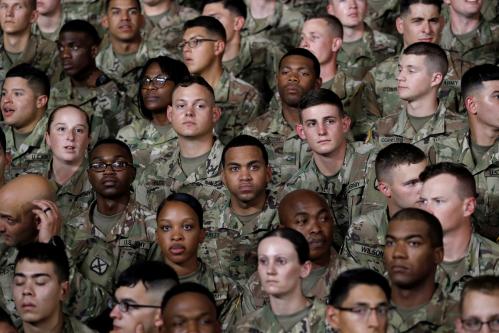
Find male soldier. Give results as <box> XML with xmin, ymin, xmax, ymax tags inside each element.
<box><xmin>284</xmin><ymin>88</ymin><xmax>376</xmax><ymax>249</ymax></box>
<box><xmin>243</xmin><ymin>48</ymin><xmax>322</xmax><ymax>189</ymax></box>
<box><xmin>327</xmin><ymin>0</ymin><xmax>400</xmax><ymax>81</ymax></box>
<box><xmin>342</xmin><ymin>143</ymin><xmax>427</xmax><ymax>273</ymax></box>
<box><xmin>202</xmin><ymin>0</ymin><xmax>285</xmax><ymax>102</ymax></box>
<box><xmin>136</xmin><ymin>76</ymin><xmax>226</xmax><ymax>211</ymax></box>
<box><xmin>96</xmin><ymin>0</ymin><xmax>168</xmax><ymax>99</ymax></box>
<box><xmin>243</xmin><ymin>0</ymin><xmax>304</xmax><ymax>51</ymax></box>
<box><xmin>368</xmin><ymin>42</ymin><xmax>465</xmax><ymax>156</ymax></box>
<box><xmin>384</xmin><ymin>208</ymin><xmax>459</xmax><ymax>332</ymax></box>
<box><xmin>13</xmin><ymin>242</ymin><xmax>96</xmax><ymax>333</ymax></box>
<box><xmin>326</xmin><ymin>268</ymin><xmax>391</xmax><ymax>333</ymax></box>
<box><xmin>0</xmin><ymin>0</ymin><xmax>60</xmax><ymax>83</ymax></box>
<box><xmin>200</xmin><ymin>135</ymin><xmax>278</xmax><ymax>282</ymax></box>
<box><xmin>110</xmin><ymin>261</ymin><xmax>179</xmax><ymax>333</ymax></box>
<box><xmin>434</xmin><ymin>64</ymin><xmax>499</xmax><ymax>242</ymax></box>
<box><xmin>0</xmin><ymin>64</ymin><xmax>51</xmax><ymax>180</ymax></box>
<box><xmin>32</xmin><ymin>0</ymin><xmax>66</xmax><ymax>41</ymax></box>
<box><xmin>299</xmin><ymin>15</ymin><xmax>369</xmax><ymax>139</ymax></box>
<box><xmin>455</xmin><ymin>275</ymin><xmax>499</xmax><ymax>333</ymax></box>
<box><xmin>181</xmin><ymin>16</ymin><xmax>263</xmax><ymax>144</ymax></box>
<box><xmin>440</xmin><ymin>0</ymin><xmax>499</xmax><ymax>66</ymax></box>
<box><xmin>418</xmin><ymin>162</ymin><xmax>499</xmax><ymax>300</ymax></box>
<box><xmin>0</xmin><ymin>127</ymin><xmax>9</xmax><ymax>188</ymax></box>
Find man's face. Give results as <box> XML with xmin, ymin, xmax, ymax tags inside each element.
<box><xmin>277</xmin><ymin>55</ymin><xmax>319</xmax><ymax>108</ymax></box>
<box><xmin>222</xmin><ymin>146</ymin><xmax>271</xmax><ymax>206</ymax></box>
<box><xmin>13</xmin><ymin>260</ymin><xmax>68</xmax><ymax>325</ymax></box>
<box><xmin>327</xmin><ymin>284</ymin><xmax>389</xmax><ymax>333</ymax></box>
<box><xmin>396</xmin><ymin>4</ymin><xmax>442</xmax><ymax>46</ymax></box>
<box><xmin>58</xmin><ymin>31</ymin><xmax>97</xmax><ymax>78</ymax></box>
<box><xmin>181</xmin><ymin>27</ymin><xmax>221</xmax><ymax>75</ymax></box>
<box><xmin>0</xmin><ymin>0</ymin><xmax>36</xmax><ymax>34</ymax></box>
<box><xmin>167</xmin><ymin>84</ymin><xmax>220</xmax><ymax>140</ymax></box>
<box><xmin>110</xmin><ymin>281</ymin><xmax>160</xmax><ymax>333</ymax></box>
<box><xmin>36</xmin><ymin>0</ymin><xmax>60</xmax><ymax>15</ymax></box>
<box><xmin>446</xmin><ymin>0</ymin><xmax>482</xmax><ymax>18</ymax></box>
<box><xmin>0</xmin><ymin>190</ymin><xmax>37</xmax><ymax>247</ymax></box>
<box><xmin>456</xmin><ymin>290</ymin><xmax>499</xmax><ymax>333</ymax></box>
<box><xmin>397</xmin><ymin>54</ymin><xmax>436</xmax><ymax>102</ymax></box>
<box><xmin>202</xmin><ymin>2</ymin><xmax>240</xmax><ymax>43</ymax></box>
<box><xmin>162</xmin><ymin>292</ymin><xmax>221</xmax><ymax>333</ymax></box>
<box><xmin>103</xmin><ymin>0</ymin><xmax>143</xmax><ymax>43</ymax></box>
<box><xmin>296</xmin><ymin>104</ymin><xmax>350</xmax><ymax>156</ymax></box>
<box><xmin>88</xmin><ymin>143</ymin><xmax>136</xmax><ymax>199</ymax></box>
<box><xmin>467</xmin><ymin>80</ymin><xmax>499</xmax><ymax>131</ymax></box>
<box><xmin>327</xmin><ymin>0</ymin><xmax>367</xmax><ymax>29</ymax></box>
<box><xmin>299</xmin><ymin>19</ymin><xmax>337</xmax><ymax>66</ymax></box>
<box><xmin>141</xmin><ymin>62</ymin><xmax>175</xmax><ymax>112</ymax></box>
<box><xmin>384</xmin><ymin>218</ymin><xmax>442</xmax><ymax>288</ymax></box>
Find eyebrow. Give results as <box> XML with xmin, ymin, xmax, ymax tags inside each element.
<box><xmin>386</xmin><ymin>234</ymin><xmax>424</xmax><ymax>240</ymax></box>
<box><xmin>14</xmin><ymin>273</ymin><xmax>51</xmax><ymax>278</ymax></box>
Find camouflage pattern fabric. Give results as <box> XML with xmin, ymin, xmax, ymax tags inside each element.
<box><xmin>61</xmin><ymin>0</ymin><xmax>105</xmax><ymax>33</ymax></box>
<box><xmin>283</xmin><ymin>0</ymin><xmax>329</xmax><ymax>18</ymax></box>
<box><xmin>31</xmin><ymin>11</ymin><xmax>69</xmax><ymax>42</ymax></box>
<box><xmin>364</xmin><ymin>0</ymin><xmax>400</xmax><ymax>36</ymax></box>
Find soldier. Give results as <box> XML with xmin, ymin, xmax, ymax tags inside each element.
<box><xmin>243</xmin><ymin>48</ymin><xmax>321</xmax><ymax>189</ymax></box>
<box><xmin>368</xmin><ymin>42</ymin><xmax>466</xmax><ymax>155</ymax></box>
<box><xmin>384</xmin><ymin>208</ymin><xmax>459</xmax><ymax>332</ymax></box>
<box><xmin>0</xmin><ymin>64</ymin><xmax>51</xmax><ymax>180</ymax></box>
<box><xmin>200</xmin><ymin>135</ymin><xmax>277</xmax><ymax>282</ymax></box>
<box><xmin>110</xmin><ymin>261</ymin><xmax>179</xmax><ymax>333</ymax></box>
<box><xmin>0</xmin><ymin>0</ymin><xmax>60</xmax><ymax>83</ymax></box>
<box><xmin>0</xmin><ymin>127</ymin><xmax>9</xmax><ymax>189</ymax></box>
<box><xmin>155</xmin><ymin>193</ymin><xmax>242</xmax><ymax>331</ymax></box>
<box><xmin>433</xmin><ymin>64</ymin><xmax>499</xmax><ymax>242</ymax></box>
<box><xmin>342</xmin><ymin>143</ymin><xmax>427</xmax><ymax>273</ymax></box>
<box><xmin>327</xmin><ymin>0</ymin><xmax>400</xmax><ymax>81</ymax></box>
<box><xmin>135</xmin><ymin>76</ymin><xmax>226</xmax><ymax>211</ymax></box>
<box><xmin>50</xmin><ymin>19</ymin><xmax>129</xmax><ymax>137</ymax></box>
<box><xmin>181</xmin><ymin>16</ymin><xmax>263</xmax><ymax>144</ymax></box>
<box><xmin>441</xmin><ymin>0</ymin><xmax>499</xmax><ymax>66</ymax></box>
<box><xmin>32</xmin><ymin>0</ymin><xmax>66</xmax><ymax>41</ymax></box>
<box><xmin>418</xmin><ymin>162</ymin><xmax>499</xmax><ymax>300</ymax></box>
<box><xmin>326</xmin><ymin>268</ymin><xmax>391</xmax><ymax>333</ymax></box>
<box><xmin>284</xmin><ymin>88</ymin><xmax>376</xmax><ymax>249</ymax></box>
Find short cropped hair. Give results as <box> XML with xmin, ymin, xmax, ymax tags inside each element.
<box><xmin>157</xmin><ymin>193</ymin><xmax>204</xmax><ymax>229</ymax></box>
<box><xmin>279</xmin><ymin>48</ymin><xmax>321</xmax><ymax>79</ymax></box>
<box><xmin>0</xmin><ymin>127</ymin><xmax>6</xmax><ymax>154</ymax></box>
<box><xmin>161</xmin><ymin>282</ymin><xmax>219</xmax><ymax>317</ymax></box>
<box><xmin>59</xmin><ymin>19</ymin><xmax>101</xmax><ymax>45</ymax></box>
<box><xmin>375</xmin><ymin>143</ymin><xmax>426</xmax><ymax>181</ymax></box>
<box><xmin>259</xmin><ymin>228</ymin><xmax>310</xmax><ymax>264</ymax></box>
<box><xmin>419</xmin><ymin>162</ymin><xmax>478</xmax><ymax>199</ymax></box>
<box><xmin>105</xmin><ymin>0</ymin><xmax>141</xmax><ymax>12</ymax></box>
<box><xmin>172</xmin><ymin>75</ymin><xmax>216</xmax><ymax>101</ymax></box>
<box><xmin>116</xmin><ymin>261</ymin><xmax>179</xmax><ymax>294</ymax></box>
<box><xmin>15</xmin><ymin>242</ymin><xmax>70</xmax><ymax>282</ymax></box>
<box><xmin>390</xmin><ymin>208</ymin><xmax>444</xmax><ymax>247</ymax></box>
<box><xmin>328</xmin><ymin>268</ymin><xmax>391</xmax><ymax>306</ymax></box>
<box><xmin>5</xmin><ymin>63</ymin><xmax>50</xmax><ymax>98</ymax></box>
<box><xmin>221</xmin><ymin>135</ymin><xmax>269</xmax><ymax>166</ymax></box>
<box><xmin>403</xmin><ymin>42</ymin><xmax>448</xmax><ymax>77</ymax></box>
<box><xmin>47</xmin><ymin>104</ymin><xmax>91</xmax><ymax>137</ymax></box>
<box><xmin>400</xmin><ymin>0</ymin><xmax>442</xmax><ymax>16</ymax></box>
<box><xmin>461</xmin><ymin>64</ymin><xmax>499</xmax><ymax>98</ymax></box>
<box><xmin>202</xmin><ymin>0</ymin><xmax>247</xmax><ymax>19</ymax></box>
<box><xmin>309</xmin><ymin>14</ymin><xmax>343</xmax><ymax>38</ymax></box>
<box><xmin>299</xmin><ymin>88</ymin><xmax>345</xmax><ymax>120</ymax></box>
<box><xmin>183</xmin><ymin>16</ymin><xmax>227</xmax><ymax>42</ymax></box>
<box><xmin>459</xmin><ymin>275</ymin><xmax>499</xmax><ymax>313</ymax></box>
<box><xmin>90</xmin><ymin>138</ymin><xmax>133</xmax><ymax>162</ymax></box>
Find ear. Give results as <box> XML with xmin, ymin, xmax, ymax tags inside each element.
<box><xmin>300</xmin><ymin>260</ymin><xmax>312</xmax><ymax>279</ymax></box>
<box><xmin>430</xmin><ymin>72</ymin><xmax>444</xmax><ymax>87</ymax></box>
<box><xmin>91</xmin><ymin>45</ymin><xmax>99</xmax><ymax>58</ymax></box>
<box><xmin>326</xmin><ymin>3</ymin><xmax>335</xmax><ymax>15</ymax></box>
<box><xmin>167</xmin><ymin>105</ymin><xmax>174</xmax><ymax>123</ymax></box>
<box><xmin>154</xmin><ymin>310</ymin><xmax>164</xmax><ymax>329</ymax></box>
<box><xmin>296</xmin><ymin>123</ymin><xmax>307</xmax><ymax>140</ymax></box>
<box><xmin>332</xmin><ymin>37</ymin><xmax>343</xmax><ymax>53</ymax></box>
<box><xmin>29</xmin><ymin>10</ymin><xmax>39</xmax><ymax>24</ymax></box>
<box><xmin>314</xmin><ymin>77</ymin><xmax>323</xmax><ymax>89</ymax></box>
<box><xmin>265</xmin><ymin>164</ymin><xmax>272</xmax><ymax>183</ymax></box>
<box><xmin>326</xmin><ymin>305</ymin><xmax>341</xmax><ymax>330</ymax></box>
<box><xmin>396</xmin><ymin>17</ymin><xmax>404</xmax><ymax>35</ymax></box>
<box><xmin>462</xmin><ymin>196</ymin><xmax>476</xmax><ymax>217</ymax></box>
<box><xmin>36</xmin><ymin>95</ymin><xmax>48</xmax><ymax>110</ymax></box>
<box><xmin>214</xmin><ymin>40</ymin><xmax>225</xmax><ymax>57</ymax></box>
<box><xmin>234</xmin><ymin>16</ymin><xmax>245</xmax><ymax>32</ymax></box>
<box><xmin>377</xmin><ymin>180</ymin><xmax>391</xmax><ymax>198</ymax></box>
<box><xmin>59</xmin><ymin>280</ymin><xmax>69</xmax><ymax>301</ymax></box>
<box><xmin>101</xmin><ymin>15</ymin><xmax>109</xmax><ymax>29</ymax></box>
<box><xmin>212</xmin><ymin>106</ymin><xmax>222</xmax><ymax>123</ymax></box>
<box><xmin>341</xmin><ymin>115</ymin><xmax>352</xmax><ymax>132</ymax></box>
<box><xmin>464</xmin><ymin>96</ymin><xmax>477</xmax><ymax>115</ymax></box>
<box><xmin>434</xmin><ymin>245</ymin><xmax>444</xmax><ymax>264</ymax></box>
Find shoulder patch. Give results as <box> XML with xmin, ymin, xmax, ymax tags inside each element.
<box><xmin>90</xmin><ymin>257</ymin><xmax>110</xmax><ymax>275</ymax></box>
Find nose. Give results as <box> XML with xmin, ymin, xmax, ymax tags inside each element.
<box><xmin>66</xmin><ymin>129</ymin><xmax>75</xmax><ymax>141</ymax></box>
<box><xmin>2</xmin><ymin>92</ymin><xmax>12</xmax><ymax>105</ymax></box>
<box><xmin>397</xmin><ymin>69</ymin><xmax>406</xmax><ymax>83</ymax></box>
<box><xmin>109</xmin><ymin>304</ymin><xmax>122</xmax><ymax>320</ymax></box>
<box><xmin>239</xmin><ymin>166</ymin><xmax>251</xmax><ymax>180</ymax></box>
<box><xmin>266</xmin><ymin>260</ymin><xmax>277</xmax><ymax>275</ymax></box>
<box><xmin>299</xmin><ymin>36</ymin><xmax>309</xmax><ymax>48</ymax></box>
<box><xmin>422</xmin><ymin>20</ymin><xmax>431</xmax><ymax>34</ymax></box>
<box><xmin>348</xmin><ymin>0</ymin><xmax>358</xmax><ymax>8</ymax></box>
<box><xmin>171</xmin><ymin>227</ymin><xmax>184</xmax><ymax>241</ymax></box>
<box><xmin>120</xmin><ymin>10</ymin><xmax>130</xmax><ymax>21</ymax></box>
<box><xmin>287</xmin><ymin>71</ymin><xmax>299</xmax><ymax>82</ymax></box>
<box><xmin>317</xmin><ymin>122</ymin><xmax>327</xmax><ymax>136</ymax></box>
<box><xmin>60</xmin><ymin>46</ymin><xmax>71</xmax><ymax>59</ymax></box>
<box><xmin>6</xmin><ymin>5</ymin><xmax>14</xmax><ymax>17</ymax></box>
<box><xmin>186</xmin><ymin>320</ymin><xmax>200</xmax><ymax>333</ymax></box>
<box><xmin>0</xmin><ymin>221</ymin><xmax>6</xmax><ymax>233</ymax></box>
<box><xmin>22</xmin><ymin>282</ymin><xmax>34</xmax><ymax>296</ymax></box>
<box><xmin>367</xmin><ymin>308</ymin><xmax>382</xmax><ymax>328</ymax></box>
<box><xmin>392</xmin><ymin>241</ymin><xmax>408</xmax><ymax>258</ymax></box>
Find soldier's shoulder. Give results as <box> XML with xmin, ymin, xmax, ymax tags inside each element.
<box><xmin>370</xmin><ymin>55</ymin><xmax>399</xmax><ymax>76</ymax></box>
<box><xmin>177</xmin><ymin>5</ymin><xmax>199</xmax><ymax>19</ymax></box>
<box><xmin>372</xmin><ymin>29</ymin><xmax>400</xmax><ymax>50</ymax></box>
<box><xmin>244</xmin><ymin>111</ymin><xmax>273</xmax><ymax>134</ymax></box>
<box><xmin>228</xmin><ymin>73</ymin><xmax>260</xmax><ymax>96</ymax></box>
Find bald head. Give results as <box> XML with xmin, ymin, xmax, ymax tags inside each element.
<box><xmin>0</xmin><ymin>175</ymin><xmax>55</xmax><ymax>203</ymax></box>
<box><xmin>279</xmin><ymin>189</ymin><xmax>329</xmax><ymax>223</ymax></box>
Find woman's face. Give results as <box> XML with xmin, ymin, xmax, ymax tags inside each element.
<box><xmin>45</xmin><ymin>106</ymin><xmax>90</xmax><ymax>165</ymax></box>
<box><xmin>141</xmin><ymin>62</ymin><xmax>175</xmax><ymax>112</ymax></box>
<box><xmin>257</xmin><ymin>236</ymin><xmax>308</xmax><ymax>298</ymax></box>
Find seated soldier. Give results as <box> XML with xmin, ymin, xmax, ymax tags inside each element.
<box><xmin>200</xmin><ymin>135</ymin><xmax>278</xmax><ymax>283</ymax></box>
<box><xmin>13</xmin><ymin>242</ymin><xmax>96</xmax><ymax>333</ymax></box>
<box><xmin>418</xmin><ymin>162</ymin><xmax>499</xmax><ymax>300</ymax></box>
<box><xmin>0</xmin><ymin>308</ymin><xmax>17</xmax><ymax>333</ymax></box>
<box><xmin>110</xmin><ymin>261</ymin><xmax>179</xmax><ymax>333</ymax></box>
<box><xmin>0</xmin><ymin>127</ymin><xmax>9</xmax><ymax>189</ymax></box>
<box><xmin>327</xmin><ymin>268</ymin><xmax>392</xmax><ymax>333</ymax></box>
<box><xmin>32</xmin><ymin>0</ymin><xmax>65</xmax><ymax>41</ymax></box>
<box><xmin>155</xmin><ymin>192</ymin><xmax>242</xmax><ymax>331</ymax></box>
<box><xmin>284</xmin><ymin>88</ymin><xmax>376</xmax><ymax>249</ymax></box>
<box><xmin>342</xmin><ymin>143</ymin><xmax>427</xmax><ymax>272</ymax></box>
<box><xmin>385</xmin><ymin>208</ymin><xmax>459</xmax><ymax>332</ymax></box>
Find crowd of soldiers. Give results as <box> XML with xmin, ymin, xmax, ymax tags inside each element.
<box><xmin>0</xmin><ymin>0</ymin><xmax>498</xmax><ymax>332</ymax></box>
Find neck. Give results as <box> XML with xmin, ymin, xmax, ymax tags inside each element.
<box><xmin>23</xmin><ymin>310</ymin><xmax>64</xmax><ymax>333</ymax></box>
<box><xmin>3</xmin><ymin>31</ymin><xmax>31</xmax><ymax>53</ymax></box>
<box><xmin>152</xmin><ymin>112</ymin><xmax>169</xmax><ymax>126</ymax></box>
<box><xmin>313</xmin><ymin>141</ymin><xmax>347</xmax><ymax>177</ymax></box>
<box><xmin>312</xmin><ymin>251</ymin><xmax>331</xmax><ymax>268</ymax></box>
<box><xmin>230</xmin><ymin>192</ymin><xmax>267</xmax><ymax>216</ymax></box>
<box><xmin>143</xmin><ymin>0</ymin><xmax>172</xmax><ymax>16</ymax></box>
<box><xmin>70</xmin><ymin>67</ymin><xmax>102</xmax><ymax>88</ymax></box>
<box><xmin>406</xmin><ymin>95</ymin><xmax>439</xmax><ymax>117</ymax></box>
<box><xmin>320</xmin><ymin>60</ymin><xmax>337</xmax><ymax>83</ymax></box>
<box><xmin>222</xmin><ymin>34</ymin><xmax>241</xmax><ymax>62</ymax></box>
<box><xmin>469</xmin><ymin>119</ymin><xmax>499</xmax><ymax>147</ymax></box>
<box><xmin>200</xmin><ymin>62</ymin><xmax>223</xmax><ymax>88</ymax></box>
<box><xmin>342</xmin><ymin>24</ymin><xmax>365</xmax><ymax>43</ymax></box>
<box><xmin>15</xmin><ymin>110</ymin><xmax>43</xmax><ymax>134</ymax></box>
<box><xmin>95</xmin><ymin>193</ymin><xmax>130</xmax><ymax>215</ymax></box>
<box><xmin>167</xmin><ymin>257</ymin><xmax>199</xmax><ymax>277</ymax></box>
<box><xmin>443</xmin><ymin>223</ymin><xmax>473</xmax><ymax>261</ymax></box>
<box><xmin>51</xmin><ymin>157</ymin><xmax>83</xmax><ymax>185</ymax></box>
<box><xmin>386</xmin><ymin>202</ymin><xmax>401</xmax><ymax>218</ymax></box>
<box><xmin>178</xmin><ymin>135</ymin><xmax>214</xmax><ymax>158</ymax></box>
<box><xmin>449</xmin><ymin>10</ymin><xmax>480</xmax><ymax>35</ymax></box>
<box><xmin>111</xmin><ymin>36</ymin><xmax>141</xmax><ymax>54</ymax></box>
<box><xmin>281</xmin><ymin>104</ymin><xmax>301</xmax><ymax>129</ymax></box>
<box><xmin>37</xmin><ymin>6</ymin><xmax>63</xmax><ymax>33</ymax></box>
<box><xmin>249</xmin><ymin>0</ymin><xmax>275</xmax><ymax>18</ymax></box>
<box><xmin>391</xmin><ymin>279</ymin><xmax>436</xmax><ymax>309</ymax></box>
<box><xmin>269</xmin><ymin>290</ymin><xmax>310</xmax><ymax>316</ymax></box>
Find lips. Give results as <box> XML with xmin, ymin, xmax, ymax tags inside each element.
<box><xmin>285</xmin><ymin>85</ymin><xmax>301</xmax><ymax>95</ymax></box>
<box><xmin>101</xmin><ymin>177</ymin><xmax>118</xmax><ymax>186</ymax></box>
<box><xmin>169</xmin><ymin>244</ymin><xmax>186</xmax><ymax>255</ymax></box>
<box><xmin>21</xmin><ymin>302</ymin><xmax>36</xmax><ymax>310</ymax></box>
<box><xmin>389</xmin><ymin>264</ymin><xmax>409</xmax><ymax>274</ymax></box>
<box><xmin>238</xmin><ymin>183</ymin><xmax>254</xmax><ymax>192</ymax></box>
<box><xmin>308</xmin><ymin>237</ymin><xmax>326</xmax><ymax>249</ymax></box>
<box><xmin>2</xmin><ymin>108</ymin><xmax>14</xmax><ymax>117</ymax></box>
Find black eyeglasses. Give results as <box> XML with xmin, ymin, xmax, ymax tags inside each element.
<box><xmin>88</xmin><ymin>161</ymin><xmax>134</xmax><ymax>172</ymax></box>
<box><xmin>140</xmin><ymin>75</ymin><xmax>171</xmax><ymax>88</ymax></box>
<box><xmin>461</xmin><ymin>316</ymin><xmax>499</xmax><ymax>332</ymax></box>
<box><xmin>336</xmin><ymin>305</ymin><xmax>393</xmax><ymax>319</ymax></box>
<box><xmin>108</xmin><ymin>299</ymin><xmax>161</xmax><ymax>313</ymax></box>
<box><xmin>178</xmin><ymin>38</ymin><xmax>218</xmax><ymax>51</ymax></box>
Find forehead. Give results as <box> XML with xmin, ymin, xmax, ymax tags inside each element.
<box><xmin>303</xmin><ymin>18</ymin><xmax>330</xmax><ymax>33</ymax></box>
<box><xmin>91</xmin><ymin>143</ymin><xmax>131</xmax><ymax>160</ymax></box>
<box><xmin>183</xmin><ymin>26</ymin><xmax>211</xmax><ymax>39</ymax></box>
<box><xmin>166</xmin><ymin>292</ymin><xmax>216</xmax><ymax>316</ymax></box>
<box><xmin>107</xmin><ymin>0</ymin><xmax>139</xmax><ymax>10</ymax></box>
<box><xmin>258</xmin><ymin>236</ymin><xmax>298</xmax><ymax>256</ymax></box>
<box><xmin>15</xmin><ymin>259</ymin><xmax>57</xmax><ymax>276</ymax></box>
<box><xmin>280</xmin><ymin>55</ymin><xmax>315</xmax><ymax>71</ymax></box>
<box><xmin>224</xmin><ymin>145</ymin><xmax>265</xmax><ymax>163</ymax></box>
<box><xmin>115</xmin><ymin>281</ymin><xmax>149</xmax><ymax>300</ymax></box>
<box><xmin>285</xmin><ymin>194</ymin><xmax>329</xmax><ymax>216</ymax></box>
<box><xmin>51</xmin><ymin>107</ymin><xmax>87</xmax><ymax>122</ymax></box>
<box><xmin>301</xmin><ymin>103</ymin><xmax>341</xmax><ymax>120</ymax></box>
<box><xmin>391</xmin><ymin>161</ymin><xmax>427</xmax><ymax>180</ymax></box>
<box><xmin>342</xmin><ymin>284</ymin><xmax>387</xmax><ymax>305</ymax></box>
<box><xmin>421</xmin><ymin>173</ymin><xmax>459</xmax><ymax>194</ymax></box>
<box><xmin>2</xmin><ymin>77</ymin><xmax>32</xmax><ymax>91</ymax></box>
<box><xmin>462</xmin><ymin>290</ymin><xmax>499</xmax><ymax>315</ymax></box>
<box><xmin>0</xmin><ymin>0</ymin><xmax>30</xmax><ymax>6</ymax></box>
<box><xmin>173</xmin><ymin>83</ymin><xmax>213</xmax><ymax>101</ymax></box>
<box><xmin>404</xmin><ymin>3</ymin><xmax>440</xmax><ymax>18</ymax></box>
<box><xmin>388</xmin><ymin>218</ymin><xmax>430</xmax><ymax>238</ymax></box>
<box><xmin>159</xmin><ymin>201</ymin><xmax>198</xmax><ymax>221</ymax></box>
<box><xmin>203</xmin><ymin>2</ymin><xmax>232</xmax><ymax>15</ymax></box>
<box><xmin>59</xmin><ymin>31</ymin><xmax>93</xmax><ymax>44</ymax></box>
<box><xmin>399</xmin><ymin>54</ymin><xmax>427</xmax><ymax>67</ymax></box>
<box><xmin>479</xmin><ymin>80</ymin><xmax>499</xmax><ymax>94</ymax></box>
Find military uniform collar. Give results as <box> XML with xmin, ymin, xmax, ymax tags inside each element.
<box><xmin>3</xmin><ymin>115</ymin><xmax>48</xmax><ymax>158</ymax></box>
<box><xmin>265</xmin><ymin>96</ymin><xmax>299</xmax><ymax>140</ymax></box>
<box><xmin>47</xmin><ymin>159</ymin><xmax>90</xmax><ymax>196</ymax></box>
<box><xmin>462</xmin><ymin>131</ymin><xmax>499</xmax><ymax>174</ymax></box>
<box><xmin>97</xmin><ymin>39</ymin><xmax>152</xmax><ymax>78</ymax></box>
<box><xmin>245</xmin><ymin>1</ymin><xmax>284</xmax><ymax>34</ymax></box>
<box><xmin>172</xmin><ymin>138</ymin><xmax>224</xmax><ymax>180</ymax></box>
<box><xmin>0</xmin><ymin>34</ymin><xmax>40</xmax><ymax>68</ymax></box>
<box><xmin>391</xmin><ymin>101</ymin><xmax>448</xmax><ymax>140</ymax></box>
<box><xmin>261</xmin><ymin>297</ymin><xmax>326</xmax><ymax>331</ymax></box>
<box><xmin>213</xmin><ymin>68</ymin><xmax>231</xmax><ymax>103</ymax></box>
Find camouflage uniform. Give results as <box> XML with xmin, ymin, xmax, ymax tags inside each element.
<box><xmin>243</xmin><ymin>1</ymin><xmax>304</xmax><ymax>51</ymax></box>
<box><xmin>179</xmin><ymin>259</ymin><xmax>242</xmax><ymax>331</ymax></box>
<box><xmin>19</xmin><ymin>315</ymin><xmax>97</xmax><ymax>333</ymax></box>
<box><xmin>1</xmin><ymin>116</ymin><xmax>51</xmax><ymax>180</ymax></box>
<box><xmin>31</xmin><ymin>11</ymin><xmax>68</xmax><ymax>42</ymax></box>
<box><xmin>67</xmin><ymin>198</ymin><xmax>159</xmax><ymax>283</ymax></box>
<box><xmin>364</xmin><ymin>0</ymin><xmax>400</xmax><ymax>36</ymax></box>
<box><xmin>200</xmin><ymin>192</ymin><xmax>279</xmax><ymax>283</ymax></box>
<box><xmin>440</xmin><ymin>17</ymin><xmax>499</xmax><ymax>66</ymax></box>
<box><xmin>61</xmin><ymin>0</ymin><xmax>105</xmax><ymax>32</ymax></box>
<box><xmin>337</xmin><ymin>24</ymin><xmax>400</xmax><ymax>81</ymax></box>
<box><xmin>215</xmin><ymin>69</ymin><xmax>264</xmax><ymax>145</ymax></box>
<box><xmin>135</xmin><ymin>139</ymin><xmax>227</xmax><ymax>211</ymax></box>
<box><xmin>235</xmin><ymin>297</ymin><xmax>327</xmax><ymax>333</ymax></box>
<box><xmin>481</xmin><ymin>0</ymin><xmax>499</xmax><ymax>23</ymax></box>
<box><xmin>282</xmin><ymin>0</ymin><xmax>329</xmax><ymax>18</ymax></box>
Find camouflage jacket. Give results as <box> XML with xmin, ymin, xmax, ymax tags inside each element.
<box><xmin>434</xmin><ymin>131</ymin><xmax>499</xmax><ymax>241</ymax></box>
<box><xmin>364</xmin><ymin>0</ymin><xmax>400</xmax><ymax>35</ymax></box>
<box><xmin>67</xmin><ymin>198</ymin><xmax>159</xmax><ymax>283</ymax></box>
<box><xmin>62</xmin><ymin>0</ymin><xmax>105</xmax><ymax>31</ymax></box>
<box><xmin>436</xmin><ymin>232</ymin><xmax>499</xmax><ymax>301</ymax></box>
<box><xmin>235</xmin><ymin>297</ymin><xmax>327</xmax><ymax>333</ymax></box>
<box><xmin>135</xmin><ymin>138</ymin><xmax>227</xmax><ymax>211</ymax></box>
<box><xmin>179</xmin><ymin>260</ymin><xmax>243</xmax><ymax>331</ymax></box>
<box><xmin>282</xmin><ymin>0</ymin><xmax>329</xmax><ymax>18</ymax></box>
<box><xmin>243</xmin><ymin>1</ymin><xmax>304</xmax><ymax>51</ymax></box>
<box><xmin>31</xmin><ymin>11</ymin><xmax>68</xmax><ymax>42</ymax></box>
<box><xmin>1</xmin><ymin>116</ymin><xmax>51</xmax><ymax>180</ymax></box>
<box><xmin>440</xmin><ymin>17</ymin><xmax>499</xmax><ymax>66</ymax></box>
<box><xmin>200</xmin><ymin>192</ymin><xmax>279</xmax><ymax>283</ymax></box>
<box><xmin>215</xmin><ymin>69</ymin><xmax>264</xmax><ymax>145</ymax></box>
<box><xmin>337</xmin><ymin>24</ymin><xmax>400</xmax><ymax>81</ymax></box>
<box><xmin>19</xmin><ymin>315</ymin><xmax>97</xmax><ymax>333</ymax></box>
